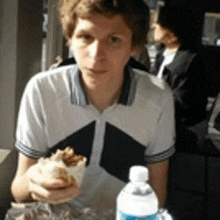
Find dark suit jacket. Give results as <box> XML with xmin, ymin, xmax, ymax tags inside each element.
<box><xmin>151</xmin><ymin>46</ymin><xmax>208</xmax><ymax>151</ymax></box>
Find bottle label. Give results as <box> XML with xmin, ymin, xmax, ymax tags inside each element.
<box><xmin>117</xmin><ymin>210</ymin><xmax>158</xmax><ymax>220</ymax></box>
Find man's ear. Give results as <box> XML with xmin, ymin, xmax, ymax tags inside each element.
<box><xmin>131</xmin><ymin>46</ymin><xmax>141</xmax><ymax>57</ymax></box>
<box><xmin>167</xmin><ymin>32</ymin><xmax>178</xmax><ymax>44</ymax></box>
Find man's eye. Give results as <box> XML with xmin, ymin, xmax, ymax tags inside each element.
<box><xmin>109</xmin><ymin>36</ymin><xmax>121</xmax><ymax>44</ymax></box>
<box><xmin>78</xmin><ymin>34</ymin><xmax>92</xmax><ymax>41</ymax></box>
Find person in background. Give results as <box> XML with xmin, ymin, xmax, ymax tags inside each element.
<box><xmin>151</xmin><ymin>6</ymin><xmax>209</xmax><ymax>219</ymax></box>
<box><xmin>151</xmin><ymin>6</ymin><xmax>208</xmax><ymax>155</ymax></box>
<box><xmin>11</xmin><ymin>0</ymin><xmax>175</xmax><ymax>211</ymax></box>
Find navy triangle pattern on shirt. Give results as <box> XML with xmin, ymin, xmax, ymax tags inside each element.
<box><xmin>101</xmin><ymin>122</ymin><xmax>146</xmax><ymax>182</ymax></box>
<box><xmin>45</xmin><ymin>121</ymin><xmax>96</xmax><ymax>166</ymax></box>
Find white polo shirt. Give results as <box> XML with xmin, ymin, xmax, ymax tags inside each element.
<box><xmin>15</xmin><ymin>64</ymin><xmax>175</xmax><ymax>210</ymax></box>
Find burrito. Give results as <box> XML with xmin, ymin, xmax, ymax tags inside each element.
<box><xmin>30</xmin><ymin>147</ymin><xmax>87</xmax><ymax>187</ymax></box>
<box><xmin>50</xmin><ymin>147</ymin><xmax>87</xmax><ymax>186</ymax></box>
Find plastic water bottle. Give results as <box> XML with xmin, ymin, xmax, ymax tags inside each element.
<box><xmin>116</xmin><ymin>165</ymin><xmax>159</xmax><ymax>220</ymax></box>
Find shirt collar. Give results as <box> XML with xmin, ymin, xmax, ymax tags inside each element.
<box><xmin>70</xmin><ymin>65</ymin><xmax>136</xmax><ymax>106</ymax></box>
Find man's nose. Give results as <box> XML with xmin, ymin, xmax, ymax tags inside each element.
<box><xmin>89</xmin><ymin>41</ymin><xmax>106</xmax><ymax>60</ymax></box>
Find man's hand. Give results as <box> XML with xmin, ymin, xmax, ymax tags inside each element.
<box><xmin>27</xmin><ymin>162</ymin><xmax>82</xmax><ymax>204</ymax></box>
<box><xmin>11</xmin><ymin>153</ymin><xmax>82</xmax><ymax>204</ymax></box>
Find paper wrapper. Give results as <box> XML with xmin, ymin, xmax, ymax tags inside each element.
<box><xmin>67</xmin><ymin>157</ymin><xmax>87</xmax><ymax>186</ymax></box>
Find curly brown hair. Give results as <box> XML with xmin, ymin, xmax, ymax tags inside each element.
<box><xmin>59</xmin><ymin>0</ymin><xmax>149</xmax><ymax>47</ymax></box>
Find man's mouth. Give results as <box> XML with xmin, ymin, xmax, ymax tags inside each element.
<box><xmin>88</xmin><ymin>69</ymin><xmax>108</xmax><ymax>74</ymax></box>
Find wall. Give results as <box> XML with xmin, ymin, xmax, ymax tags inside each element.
<box><xmin>0</xmin><ymin>0</ymin><xmax>19</xmax><ymax>150</ymax></box>
<box><xmin>0</xmin><ymin>0</ymin><xmax>43</xmax><ymax>216</ymax></box>
<box><xmin>0</xmin><ymin>0</ymin><xmax>43</xmax><ymax>150</ymax></box>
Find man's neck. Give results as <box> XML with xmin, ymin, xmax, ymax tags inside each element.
<box><xmin>85</xmin><ymin>80</ymin><xmax>123</xmax><ymax>112</ymax></box>
<box><xmin>165</xmin><ymin>42</ymin><xmax>180</xmax><ymax>53</ymax></box>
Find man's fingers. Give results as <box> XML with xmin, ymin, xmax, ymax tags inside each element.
<box><xmin>30</xmin><ymin>182</ymin><xmax>82</xmax><ymax>203</ymax></box>
<box><xmin>29</xmin><ymin>182</ymin><xmax>52</xmax><ymax>200</ymax></box>
<box><xmin>27</xmin><ymin>162</ymin><xmax>82</xmax><ymax>204</ymax></box>
<box><xmin>29</xmin><ymin>175</ymin><xmax>69</xmax><ymax>188</ymax></box>
<box><xmin>50</xmin><ymin>187</ymin><xmax>82</xmax><ymax>204</ymax></box>
<box><xmin>31</xmin><ymin>192</ymin><xmax>47</xmax><ymax>202</ymax></box>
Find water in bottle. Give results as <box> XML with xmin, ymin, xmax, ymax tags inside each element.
<box><xmin>116</xmin><ymin>165</ymin><xmax>159</xmax><ymax>220</ymax></box>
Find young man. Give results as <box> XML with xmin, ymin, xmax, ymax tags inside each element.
<box><xmin>11</xmin><ymin>0</ymin><xmax>175</xmax><ymax>211</ymax></box>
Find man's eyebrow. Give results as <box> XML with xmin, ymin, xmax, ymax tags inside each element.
<box><xmin>109</xmin><ymin>32</ymin><xmax>121</xmax><ymax>35</ymax></box>
<box><xmin>108</xmin><ymin>32</ymin><xmax>128</xmax><ymax>37</ymax></box>
<box><xmin>76</xmin><ymin>29</ymin><xmax>90</xmax><ymax>33</ymax></box>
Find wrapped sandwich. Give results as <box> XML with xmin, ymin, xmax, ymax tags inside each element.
<box><xmin>30</xmin><ymin>147</ymin><xmax>87</xmax><ymax>187</ymax></box>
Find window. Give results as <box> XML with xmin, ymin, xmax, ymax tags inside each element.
<box><xmin>202</xmin><ymin>12</ymin><xmax>220</xmax><ymax>46</ymax></box>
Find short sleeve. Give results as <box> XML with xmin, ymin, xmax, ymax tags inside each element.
<box><xmin>15</xmin><ymin>77</ymin><xmax>48</xmax><ymax>158</ymax></box>
<box><xmin>145</xmin><ymin>90</ymin><xmax>175</xmax><ymax>163</ymax></box>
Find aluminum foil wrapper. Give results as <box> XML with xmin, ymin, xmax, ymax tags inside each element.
<box><xmin>5</xmin><ymin>202</ymin><xmax>115</xmax><ymax>220</ymax></box>
<box><xmin>5</xmin><ymin>202</ymin><xmax>172</xmax><ymax>220</ymax></box>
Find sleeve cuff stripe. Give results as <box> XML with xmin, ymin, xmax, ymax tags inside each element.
<box><xmin>145</xmin><ymin>145</ymin><xmax>175</xmax><ymax>163</ymax></box>
<box><xmin>15</xmin><ymin>141</ymin><xmax>45</xmax><ymax>159</ymax></box>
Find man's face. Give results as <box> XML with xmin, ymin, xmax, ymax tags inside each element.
<box><xmin>152</xmin><ymin>22</ymin><xmax>178</xmax><ymax>46</ymax></box>
<box><xmin>70</xmin><ymin>14</ymin><xmax>137</xmax><ymax>89</ymax></box>
<box><xmin>152</xmin><ymin>22</ymin><xmax>169</xmax><ymax>44</ymax></box>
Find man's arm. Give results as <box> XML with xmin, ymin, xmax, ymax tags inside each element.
<box><xmin>11</xmin><ymin>153</ymin><xmax>37</xmax><ymax>202</ymax></box>
<box><xmin>147</xmin><ymin>159</ymin><xmax>169</xmax><ymax>208</ymax></box>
